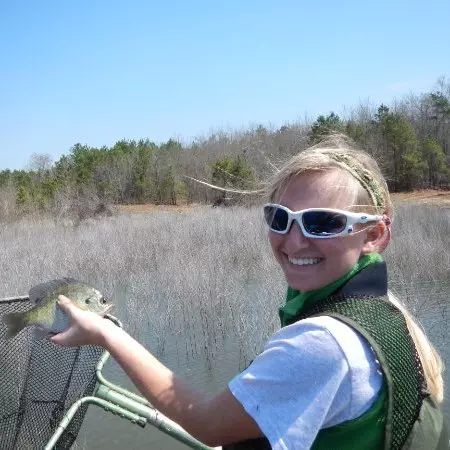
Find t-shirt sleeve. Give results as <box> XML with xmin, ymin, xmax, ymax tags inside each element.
<box><xmin>228</xmin><ymin>318</ymin><xmax>351</xmax><ymax>450</ymax></box>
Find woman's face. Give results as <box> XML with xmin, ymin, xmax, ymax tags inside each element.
<box><xmin>269</xmin><ymin>170</ymin><xmax>370</xmax><ymax>292</ymax></box>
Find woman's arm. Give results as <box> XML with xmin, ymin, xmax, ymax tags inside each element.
<box><xmin>51</xmin><ymin>296</ymin><xmax>263</xmax><ymax>447</ymax></box>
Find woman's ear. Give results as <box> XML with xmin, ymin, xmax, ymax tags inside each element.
<box><xmin>362</xmin><ymin>220</ymin><xmax>390</xmax><ymax>254</ymax></box>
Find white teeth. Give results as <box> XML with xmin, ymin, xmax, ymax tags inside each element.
<box><xmin>288</xmin><ymin>257</ymin><xmax>322</xmax><ymax>266</ymax></box>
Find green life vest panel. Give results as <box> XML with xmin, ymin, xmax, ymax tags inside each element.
<box><xmin>303</xmin><ymin>294</ymin><xmax>448</xmax><ymax>450</ymax></box>
<box><xmin>225</xmin><ymin>295</ymin><xmax>448</xmax><ymax>449</ymax></box>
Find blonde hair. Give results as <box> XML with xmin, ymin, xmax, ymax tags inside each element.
<box><xmin>268</xmin><ymin>134</ymin><xmax>444</xmax><ymax>402</ymax></box>
<box><xmin>267</xmin><ymin>134</ymin><xmax>392</xmax><ymax>216</ymax></box>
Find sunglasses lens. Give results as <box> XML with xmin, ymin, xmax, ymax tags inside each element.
<box><xmin>264</xmin><ymin>206</ymin><xmax>289</xmax><ymax>232</ymax></box>
<box><xmin>303</xmin><ymin>211</ymin><xmax>347</xmax><ymax>236</ymax></box>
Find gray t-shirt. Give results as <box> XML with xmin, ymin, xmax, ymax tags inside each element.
<box><xmin>228</xmin><ymin>316</ymin><xmax>383</xmax><ymax>450</ymax></box>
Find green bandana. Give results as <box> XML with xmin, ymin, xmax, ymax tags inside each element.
<box><xmin>279</xmin><ymin>253</ymin><xmax>383</xmax><ymax>327</ymax></box>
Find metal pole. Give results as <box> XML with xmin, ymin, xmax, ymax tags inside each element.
<box><xmin>95</xmin><ymin>349</ymin><xmax>153</xmax><ymax>406</ymax></box>
<box><xmin>94</xmin><ymin>315</ymin><xmax>154</xmax><ymax>407</ymax></box>
<box><xmin>44</xmin><ymin>396</ymin><xmax>146</xmax><ymax>450</ymax></box>
<box><xmin>96</xmin><ymin>385</ymin><xmax>215</xmax><ymax>450</ymax></box>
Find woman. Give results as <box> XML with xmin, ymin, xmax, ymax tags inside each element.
<box><xmin>52</xmin><ymin>136</ymin><xmax>447</xmax><ymax>449</ymax></box>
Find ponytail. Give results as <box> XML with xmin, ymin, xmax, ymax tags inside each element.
<box><xmin>387</xmin><ymin>291</ymin><xmax>444</xmax><ymax>402</ymax></box>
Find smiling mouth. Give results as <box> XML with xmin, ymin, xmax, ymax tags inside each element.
<box><xmin>288</xmin><ymin>257</ymin><xmax>323</xmax><ymax>266</ymax></box>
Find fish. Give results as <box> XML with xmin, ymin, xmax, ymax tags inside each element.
<box><xmin>3</xmin><ymin>278</ymin><xmax>113</xmax><ymax>338</ymax></box>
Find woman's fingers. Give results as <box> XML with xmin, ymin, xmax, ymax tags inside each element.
<box><xmin>50</xmin><ymin>328</ymin><xmax>74</xmax><ymax>346</ymax></box>
<box><xmin>51</xmin><ymin>295</ymin><xmax>85</xmax><ymax>346</ymax></box>
<box><xmin>51</xmin><ymin>296</ymin><xmax>112</xmax><ymax>347</ymax></box>
<box><xmin>57</xmin><ymin>294</ymin><xmax>77</xmax><ymax>314</ymax></box>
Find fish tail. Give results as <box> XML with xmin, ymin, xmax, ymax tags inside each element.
<box><xmin>4</xmin><ymin>312</ymin><xmax>28</xmax><ymax>338</ymax></box>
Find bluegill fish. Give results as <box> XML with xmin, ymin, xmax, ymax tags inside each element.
<box><xmin>4</xmin><ymin>278</ymin><xmax>113</xmax><ymax>338</ymax></box>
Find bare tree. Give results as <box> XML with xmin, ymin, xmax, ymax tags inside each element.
<box><xmin>27</xmin><ymin>153</ymin><xmax>53</xmax><ymax>172</ymax></box>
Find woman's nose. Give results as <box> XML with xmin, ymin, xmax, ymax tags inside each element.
<box><xmin>284</xmin><ymin>220</ymin><xmax>310</xmax><ymax>247</ymax></box>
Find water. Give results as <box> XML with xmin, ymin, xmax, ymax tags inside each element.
<box><xmin>72</xmin><ymin>280</ymin><xmax>450</xmax><ymax>449</ymax></box>
<box><xmin>74</xmin><ymin>336</ymin><xmax>242</xmax><ymax>449</ymax></box>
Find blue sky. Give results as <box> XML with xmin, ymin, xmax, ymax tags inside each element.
<box><xmin>1</xmin><ymin>0</ymin><xmax>449</xmax><ymax>170</ymax></box>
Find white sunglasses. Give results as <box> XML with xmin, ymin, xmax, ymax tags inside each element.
<box><xmin>263</xmin><ymin>203</ymin><xmax>382</xmax><ymax>238</ymax></box>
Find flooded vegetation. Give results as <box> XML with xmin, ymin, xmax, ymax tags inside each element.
<box><xmin>1</xmin><ymin>203</ymin><xmax>449</xmax><ymax>448</ymax></box>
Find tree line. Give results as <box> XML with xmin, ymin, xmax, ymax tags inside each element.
<box><xmin>1</xmin><ymin>77</ymin><xmax>449</xmax><ymax>220</ymax></box>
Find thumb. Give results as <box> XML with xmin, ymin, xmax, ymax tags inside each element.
<box><xmin>57</xmin><ymin>295</ymin><xmax>78</xmax><ymax>316</ymax></box>
<box><xmin>50</xmin><ymin>325</ymin><xmax>79</xmax><ymax>346</ymax></box>
<box><xmin>50</xmin><ymin>328</ymin><xmax>71</xmax><ymax>345</ymax></box>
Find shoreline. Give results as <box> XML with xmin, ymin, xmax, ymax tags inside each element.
<box><xmin>118</xmin><ymin>189</ymin><xmax>450</xmax><ymax>214</ymax></box>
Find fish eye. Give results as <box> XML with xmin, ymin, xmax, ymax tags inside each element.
<box><xmin>85</xmin><ymin>298</ymin><xmax>91</xmax><ymax>304</ymax></box>
<box><xmin>100</xmin><ymin>297</ymin><xmax>107</xmax><ymax>304</ymax></box>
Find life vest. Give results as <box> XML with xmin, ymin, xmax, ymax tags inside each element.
<box><xmin>224</xmin><ymin>263</ymin><xmax>448</xmax><ymax>449</ymax></box>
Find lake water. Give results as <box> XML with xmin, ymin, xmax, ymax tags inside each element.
<box><xmin>73</xmin><ymin>280</ymin><xmax>450</xmax><ymax>449</ymax></box>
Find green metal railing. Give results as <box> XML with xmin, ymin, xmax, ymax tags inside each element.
<box><xmin>44</xmin><ymin>314</ymin><xmax>216</xmax><ymax>449</ymax></box>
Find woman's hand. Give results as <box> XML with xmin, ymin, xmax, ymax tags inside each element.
<box><xmin>50</xmin><ymin>295</ymin><xmax>116</xmax><ymax>347</ymax></box>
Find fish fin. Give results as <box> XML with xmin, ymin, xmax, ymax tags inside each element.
<box><xmin>29</xmin><ymin>278</ymin><xmax>80</xmax><ymax>304</ymax></box>
<box><xmin>3</xmin><ymin>312</ymin><xmax>27</xmax><ymax>338</ymax></box>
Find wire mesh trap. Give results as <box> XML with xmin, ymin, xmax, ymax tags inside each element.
<box><xmin>0</xmin><ymin>295</ymin><xmax>102</xmax><ymax>449</ymax></box>
<box><xmin>0</xmin><ymin>295</ymin><xmax>214</xmax><ymax>450</ymax></box>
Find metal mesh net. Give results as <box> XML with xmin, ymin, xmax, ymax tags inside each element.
<box><xmin>0</xmin><ymin>297</ymin><xmax>103</xmax><ymax>449</ymax></box>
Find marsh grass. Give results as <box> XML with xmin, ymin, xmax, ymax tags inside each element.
<box><xmin>0</xmin><ymin>207</ymin><xmax>283</xmax><ymax>368</ymax></box>
<box><xmin>0</xmin><ymin>203</ymin><xmax>449</xmax><ymax>370</ymax></box>
<box><xmin>385</xmin><ymin>203</ymin><xmax>450</xmax><ymax>315</ymax></box>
